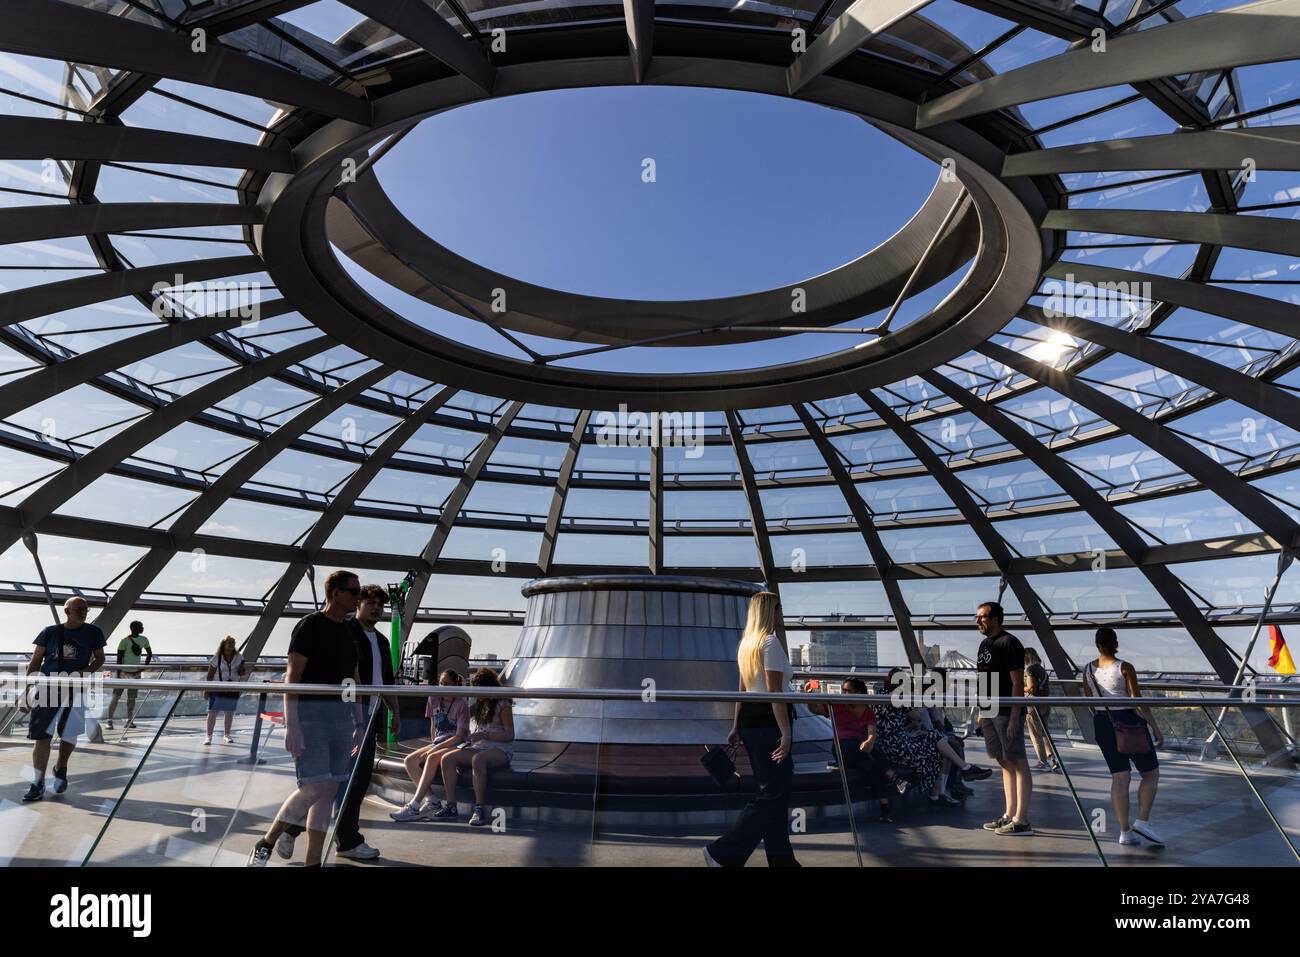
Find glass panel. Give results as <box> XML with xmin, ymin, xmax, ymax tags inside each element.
<box><xmin>1204</xmin><ymin>702</ymin><xmax>1300</xmax><ymax>861</ymax></box>
<box><xmin>1056</xmin><ymin>698</ymin><xmax>1300</xmax><ymax>866</ymax></box>
<box><xmin>589</xmin><ymin>683</ymin><xmax>859</xmax><ymax>866</ymax></box>
<box><xmin>0</xmin><ymin>666</ymin><xmax>180</xmax><ymax>866</ymax></box>
<box><xmin>84</xmin><ymin>683</ymin><xmax>377</xmax><ymax>867</ymax></box>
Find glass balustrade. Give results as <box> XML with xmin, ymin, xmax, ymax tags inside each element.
<box><xmin>82</xmin><ymin>685</ymin><xmax>377</xmax><ymax>867</ymax></box>
<box><xmin>3</xmin><ymin>674</ymin><xmax>1299</xmax><ymax>868</ymax></box>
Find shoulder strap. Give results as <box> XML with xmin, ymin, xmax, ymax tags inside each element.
<box><xmin>1086</xmin><ymin>661</ymin><xmax>1113</xmax><ymax>718</ymax></box>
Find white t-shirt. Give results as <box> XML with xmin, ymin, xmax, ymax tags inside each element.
<box><xmin>743</xmin><ymin>634</ymin><xmax>793</xmax><ymax>692</ymax></box>
<box><xmin>363</xmin><ymin>629</ymin><xmax>383</xmax><ymax>687</ymax></box>
<box><xmin>210</xmin><ymin>653</ymin><xmax>244</xmax><ymax>682</ymax></box>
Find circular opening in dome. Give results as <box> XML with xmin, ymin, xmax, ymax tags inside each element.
<box><xmin>373</xmin><ymin>86</ymin><xmax>938</xmax><ymax>302</ymax></box>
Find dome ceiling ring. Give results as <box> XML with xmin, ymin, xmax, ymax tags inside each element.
<box><xmin>327</xmin><ymin>163</ymin><xmax>982</xmax><ymax>348</ymax></box>
<box><xmin>258</xmin><ymin>55</ymin><xmax>1045</xmax><ymax>412</ymax></box>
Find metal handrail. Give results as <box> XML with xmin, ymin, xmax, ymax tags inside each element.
<box><xmin>796</xmin><ymin>669</ymin><xmax>1300</xmax><ymax>696</ymax></box>
<box><xmin>4</xmin><ymin>673</ymin><xmax>1298</xmax><ymax>709</ymax></box>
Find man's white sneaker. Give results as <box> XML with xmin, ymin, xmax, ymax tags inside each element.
<box><xmin>468</xmin><ymin>805</ymin><xmax>488</xmax><ymax>827</ymax></box>
<box><xmin>416</xmin><ymin>798</ymin><xmax>443</xmax><ymax>820</ymax></box>
<box><xmin>390</xmin><ymin>802</ymin><xmax>424</xmax><ymax>822</ymax></box>
<box><xmin>1118</xmin><ymin>830</ymin><xmax>1140</xmax><ymax>845</ymax></box>
<box><xmin>247</xmin><ymin>842</ymin><xmax>272</xmax><ymax>867</ymax></box>
<box><xmin>203</xmin><ymin>735</ymin><xmax>212</xmax><ymax>746</ymax></box>
<box><xmin>275</xmin><ymin>830</ymin><xmax>296</xmax><ymax>860</ymax></box>
<box><xmin>336</xmin><ymin>842</ymin><xmax>381</xmax><ymax>860</ymax></box>
<box><xmin>223</xmin><ymin>734</ymin><xmax>234</xmax><ymax>744</ymax></box>
<box><xmin>1132</xmin><ymin>820</ymin><xmax>1165</xmax><ymax>846</ymax></box>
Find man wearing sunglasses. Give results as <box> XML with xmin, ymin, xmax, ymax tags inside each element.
<box><xmin>247</xmin><ymin>569</ymin><xmax>364</xmax><ymax>867</ymax></box>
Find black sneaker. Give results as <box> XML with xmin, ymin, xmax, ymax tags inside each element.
<box><xmin>877</xmin><ymin>813</ymin><xmax>894</xmax><ymax>823</ymax></box>
<box><xmin>961</xmin><ymin>765</ymin><xmax>993</xmax><ymax>781</ymax></box>
<box><xmin>247</xmin><ymin>841</ymin><xmax>273</xmax><ymax>867</ymax></box>
<box><xmin>22</xmin><ymin>780</ymin><xmax>44</xmax><ymax>802</ymax></box>
<box><xmin>929</xmin><ymin>794</ymin><xmax>962</xmax><ymax>809</ymax></box>
<box><xmin>982</xmin><ymin>815</ymin><xmax>1011</xmax><ymax>831</ymax></box>
<box><xmin>51</xmin><ymin>767</ymin><xmax>68</xmax><ymax>794</ymax></box>
<box><xmin>996</xmin><ymin>819</ymin><xmax>1034</xmax><ymax>836</ymax></box>
<box><xmin>951</xmin><ymin>782</ymin><xmax>975</xmax><ymax>797</ymax></box>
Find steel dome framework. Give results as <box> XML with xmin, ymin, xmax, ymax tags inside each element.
<box><xmin>1</xmin><ymin>0</ymin><xmax>1299</xmax><ymax>753</ymax></box>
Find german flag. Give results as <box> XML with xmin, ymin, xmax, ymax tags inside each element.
<box><xmin>1267</xmin><ymin>624</ymin><xmax>1296</xmax><ymax>675</ymax></box>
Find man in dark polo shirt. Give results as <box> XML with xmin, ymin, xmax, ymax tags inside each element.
<box><xmin>247</xmin><ymin>570</ymin><xmax>363</xmax><ymax>867</ymax></box>
<box><xmin>975</xmin><ymin>601</ymin><xmax>1033</xmax><ymax>837</ymax></box>
<box><xmin>22</xmin><ymin>596</ymin><xmax>106</xmax><ymax>801</ymax></box>
<box><xmin>273</xmin><ymin>583</ymin><xmax>399</xmax><ymax>862</ymax></box>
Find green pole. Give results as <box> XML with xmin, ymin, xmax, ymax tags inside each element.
<box><xmin>386</xmin><ymin>574</ymin><xmax>412</xmax><ymax>746</ymax></box>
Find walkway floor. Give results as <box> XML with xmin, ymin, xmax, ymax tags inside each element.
<box><xmin>6</xmin><ymin>712</ymin><xmax>1293</xmax><ymax>866</ymax></box>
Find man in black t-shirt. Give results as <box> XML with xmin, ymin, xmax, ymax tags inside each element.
<box><xmin>975</xmin><ymin>601</ymin><xmax>1033</xmax><ymax>837</ymax></box>
<box><xmin>247</xmin><ymin>570</ymin><xmax>363</xmax><ymax>867</ymax></box>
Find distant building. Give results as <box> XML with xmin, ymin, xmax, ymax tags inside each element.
<box><xmin>808</xmin><ymin>623</ymin><xmax>877</xmax><ymax>669</ymax></box>
<box><xmin>915</xmin><ymin>629</ymin><xmax>942</xmax><ymax>668</ymax></box>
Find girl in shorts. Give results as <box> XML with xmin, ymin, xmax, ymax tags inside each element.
<box><xmin>391</xmin><ymin>669</ymin><xmax>470</xmax><ymax>821</ymax></box>
<box><xmin>1083</xmin><ymin>627</ymin><xmax>1165</xmax><ymax>847</ymax></box>
<box><xmin>436</xmin><ymin>668</ymin><xmax>513</xmax><ymax>827</ymax></box>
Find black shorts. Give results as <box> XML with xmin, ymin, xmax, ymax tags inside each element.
<box><xmin>293</xmin><ymin>713</ymin><xmax>355</xmax><ymax>787</ymax></box>
<box><xmin>1093</xmin><ymin>711</ymin><xmax>1159</xmax><ymax>775</ymax></box>
<box><xmin>27</xmin><ymin>706</ymin><xmax>85</xmax><ymax>743</ymax></box>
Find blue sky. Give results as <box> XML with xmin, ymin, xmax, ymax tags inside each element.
<box><xmin>343</xmin><ymin>84</ymin><xmax>953</xmax><ymax>375</ymax></box>
<box><xmin>377</xmin><ymin>85</ymin><xmax>933</xmax><ymax>301</ymax></box>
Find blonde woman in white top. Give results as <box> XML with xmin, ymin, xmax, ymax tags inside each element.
<box><xmin>704</xmin><ymin>591</ymin><xmax>799</xmax><ymax>868</ymax></box>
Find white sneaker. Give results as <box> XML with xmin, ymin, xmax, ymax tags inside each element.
<box><xmin>223</xmin><ymin>735</ymin><xmax>234</xmax><ymax>744</ymax></box>
<box><xmin>417</xmin><ymin>798</ymin><xmax>443</xmax><ymax>820</ymax></box>
<box><xmin>390</xmin><ymin>802</ymin><xmax>424</xmax><ymax>822</ymax></box>
<box><xmin>1118</xmin><ymin>830</ymin><xmax>1140</xmax><ymax>845</ymax></box>
<box><xmin>1132</xmin><ymin>820</ymin><xmax>1165</xmax><ymax>846</ymax></box>
<box><xmin>247</xmin><ymin>842</ymin><xmax>271</xmax><ymax>867</ymax></box>
<box><xmin>336</xmin><ymin>841</ymin><xmax>381</xmax><ymax>860</ymax></box>
<box><xmin>275</xmin><ymin>830</ymin><xmax>296</xmax><ymax>861</ymax></box>
<box><xmin>203</xmin><ymin>735</ymin><xmax>212</xmax><ymax>746</ymax></box>
<box><xmin>468</xmin><ymin>805</ymin><xmax>488</xmax><ymax>827</ymax></box>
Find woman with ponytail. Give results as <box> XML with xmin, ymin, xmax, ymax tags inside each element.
<box><xmin>704</xmin><ymin>591</ymin><xmax>800</xmax><ymax>867</ymax></box>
